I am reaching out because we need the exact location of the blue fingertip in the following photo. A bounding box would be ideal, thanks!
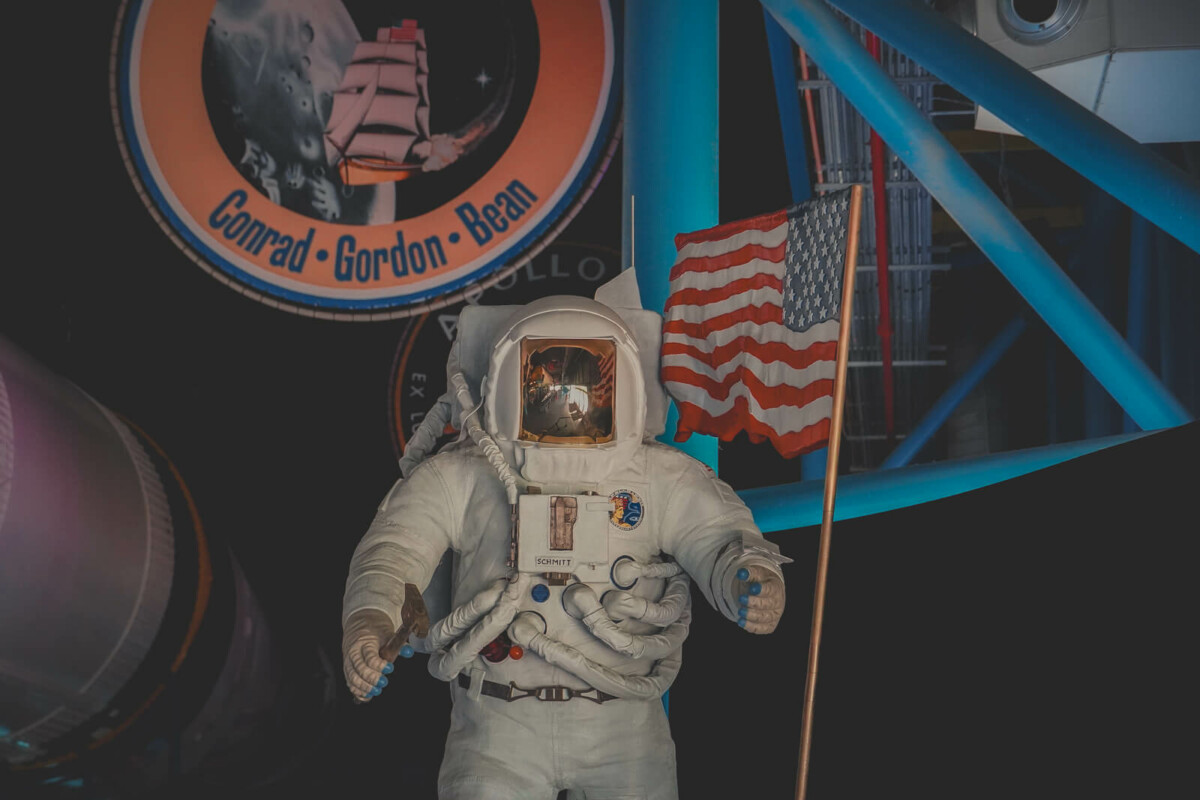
[738,606,748,618]
[738,619,747,628]
[749,582,762,596]
[400,644,415,659]
[738,594,749,605]
[382,662,394,674]
[376,676,388,688]
[369,687,380,697]
[736,568,750,581]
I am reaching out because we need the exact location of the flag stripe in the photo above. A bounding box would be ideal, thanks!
[670,242,786,281]
[664,286,784,320]
[666,385,833,438]
[673,210,787,250]
[662,303,785,339]
[664,273,783,311]
[594,350,615,405]
[668,259,788,294]
[664,364,834,409]
[674,398,832,459]
[674,222,789,264]
[663,319,841,354]
[662,349,834,386]
[662,334,839,371]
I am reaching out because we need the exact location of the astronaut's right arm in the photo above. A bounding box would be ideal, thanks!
[342,459,458,700]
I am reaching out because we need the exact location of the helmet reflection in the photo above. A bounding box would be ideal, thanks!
[519,338,615,444]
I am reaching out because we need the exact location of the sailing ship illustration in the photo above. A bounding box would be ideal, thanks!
[323,20,433,186]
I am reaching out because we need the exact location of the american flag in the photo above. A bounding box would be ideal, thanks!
[593,348,615,407]
[661,188,857,459]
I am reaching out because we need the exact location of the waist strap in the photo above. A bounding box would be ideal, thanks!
[456,673,619,703]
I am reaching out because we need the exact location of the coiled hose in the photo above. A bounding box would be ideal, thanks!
[508,612,684,701]
[562,580,692,660]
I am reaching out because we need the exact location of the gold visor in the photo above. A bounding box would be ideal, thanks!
[519,338,616,445]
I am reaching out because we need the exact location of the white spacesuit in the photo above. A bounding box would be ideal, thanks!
[342,274,787,799]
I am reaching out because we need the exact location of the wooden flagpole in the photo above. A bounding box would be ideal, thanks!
[795,184,864,800]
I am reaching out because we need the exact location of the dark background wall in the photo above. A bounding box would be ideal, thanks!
[2,1,1196,798]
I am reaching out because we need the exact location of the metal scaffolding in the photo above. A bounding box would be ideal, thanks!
[799,21,948,469]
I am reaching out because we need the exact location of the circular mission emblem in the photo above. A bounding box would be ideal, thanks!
[111,0,620,319]
[609,489,643,531]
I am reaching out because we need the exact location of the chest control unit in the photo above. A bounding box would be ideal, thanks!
[516,494,612,583]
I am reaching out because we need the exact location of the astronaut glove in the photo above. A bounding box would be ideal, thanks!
[342,608,397,701]
[731,562,786,635]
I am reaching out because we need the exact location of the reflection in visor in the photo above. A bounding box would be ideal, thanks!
[519,338,615,445]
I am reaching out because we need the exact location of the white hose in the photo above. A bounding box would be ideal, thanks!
[508,612,683,701]
[398,392,453,478]
[425,577,509,652]
[602,573,691,626]
[611,557,684,588]
[427,575,529,682]
[561,583,691,660]
[449,371,518,506]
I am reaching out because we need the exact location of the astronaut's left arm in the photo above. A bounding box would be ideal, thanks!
[659,459,788,634]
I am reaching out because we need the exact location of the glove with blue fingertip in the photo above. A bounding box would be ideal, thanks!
[714,537,789,634]
[342,608,406,702]
[733,564,785,634]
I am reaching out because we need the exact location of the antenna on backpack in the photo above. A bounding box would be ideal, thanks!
[630,194,635,271]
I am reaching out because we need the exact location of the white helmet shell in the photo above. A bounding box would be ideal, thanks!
[483,295,646,485]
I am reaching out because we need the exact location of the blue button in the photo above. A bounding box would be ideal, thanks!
[531,584,550,603]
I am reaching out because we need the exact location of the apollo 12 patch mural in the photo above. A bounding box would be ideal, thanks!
[112,0,620,319]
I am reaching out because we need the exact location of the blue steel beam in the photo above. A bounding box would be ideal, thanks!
[760,0,1192,431]
[623,0,719,468]
[881,316,1028,469]
[820,0,1200,256]
[764,10,813,206]
[741,430,1152,533]
[763,8,828,482]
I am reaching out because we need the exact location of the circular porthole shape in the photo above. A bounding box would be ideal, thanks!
[112,0,620,320]
[998,0,1088,44]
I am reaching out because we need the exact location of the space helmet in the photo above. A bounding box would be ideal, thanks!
[482,295,647,485]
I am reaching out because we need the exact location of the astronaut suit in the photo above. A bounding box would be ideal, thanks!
[342,274,788,799]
